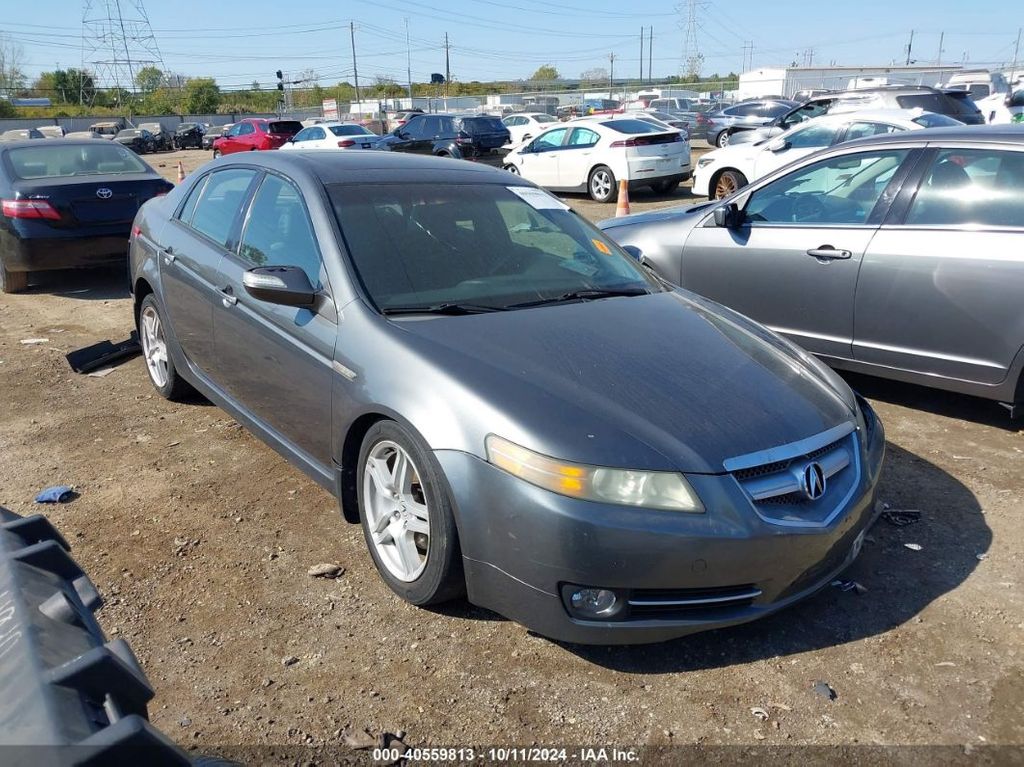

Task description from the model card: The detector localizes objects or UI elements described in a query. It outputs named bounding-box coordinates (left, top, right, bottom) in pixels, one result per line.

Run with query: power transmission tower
left=741, top=41, right=753, bottom=71
left=81, top=0, right=165, bottom=105
left=681, top=0, right=703, bottom=81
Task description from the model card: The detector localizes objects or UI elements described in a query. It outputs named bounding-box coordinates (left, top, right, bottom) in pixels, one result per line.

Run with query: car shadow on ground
left=552, top=442, right=989, bottom=672
left=22, top=266, right=130, bottom=301
left=841, top=372, right=1019, bottom=430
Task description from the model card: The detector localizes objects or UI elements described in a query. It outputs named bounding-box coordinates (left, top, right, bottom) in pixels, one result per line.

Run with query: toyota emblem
left=96, top=188, right=113, bottom=199
left=801, top=462, right=826, bottom=501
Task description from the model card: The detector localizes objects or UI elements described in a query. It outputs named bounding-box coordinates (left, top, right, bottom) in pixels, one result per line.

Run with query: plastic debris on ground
left=812, top=680, right=837, bottom=701
left=882, top=508, right=922, bottom=526
left=750, top=706, right=769, bottom=721
left=904, top=543, right=923, bottom=551
left=65, top=333, right=141, bottom=374
left=34, top=485, right=77, bottom=504
left=20, top=338, right=49, bottom=345
left=830, top=579, right=868, bottom=595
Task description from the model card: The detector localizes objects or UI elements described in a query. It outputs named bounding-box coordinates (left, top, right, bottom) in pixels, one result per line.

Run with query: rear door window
left=844, top=122, right=902, bottom=141
left=237, top=123, right=255, bottom=136
left=188, top=168, right=258, bottom=248
left=725, top=103, right=760, bottom=116
left=905, top=149, right=1024, bottom=228
left=568, top=128, right=600, bottom=147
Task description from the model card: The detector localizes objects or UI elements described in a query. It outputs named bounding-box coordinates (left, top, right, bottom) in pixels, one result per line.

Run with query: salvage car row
left=1, top=113, right=1022, bottom=643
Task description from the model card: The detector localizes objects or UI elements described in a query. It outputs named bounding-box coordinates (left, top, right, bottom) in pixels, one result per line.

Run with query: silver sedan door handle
left=218, top=287, right=238, bottom=307
left=161, top=246, right=175, bottom=265
left=806, top=246, right=852, bottom=261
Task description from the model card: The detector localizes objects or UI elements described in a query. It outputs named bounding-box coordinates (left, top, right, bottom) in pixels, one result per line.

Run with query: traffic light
left=276, top=70, right=284, bottom=91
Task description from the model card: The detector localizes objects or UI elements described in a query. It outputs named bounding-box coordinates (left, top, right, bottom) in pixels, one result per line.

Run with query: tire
left=588, top=165, right=616, bottom=203
left=650, top=179, right=679, bottom=195
left=715, top=130, right=731, bottom=148
left=504, top=164, right=519, bottom=175
left=713, top=169, right=748, bottom=200
left=357, top=420, right=464, bottom=606
left=137, top=294, right=193, bottom=400
left=212, top=149, right=221, bottom=158
left=0, top=261, right=28, bottom=293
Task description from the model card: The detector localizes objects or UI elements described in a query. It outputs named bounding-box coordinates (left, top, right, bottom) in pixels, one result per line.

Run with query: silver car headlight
left=486, top=435, right=704, bottom=512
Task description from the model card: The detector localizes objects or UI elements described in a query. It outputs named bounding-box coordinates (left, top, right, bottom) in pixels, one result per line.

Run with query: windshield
left=329, top=125, right=373, bottom=136
left=329, top=183, right=658, bottom=312
left=8, top=143, right=148, bottom=178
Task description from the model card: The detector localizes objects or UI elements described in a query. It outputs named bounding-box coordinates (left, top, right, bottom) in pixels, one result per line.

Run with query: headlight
left=485, top=435, right=704, bottom=512
left=697, top=157, right=715, bottom=168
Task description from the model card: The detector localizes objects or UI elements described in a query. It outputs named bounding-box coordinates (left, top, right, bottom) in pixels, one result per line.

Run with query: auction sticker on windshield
left=506, top=186, right=571, bottom=211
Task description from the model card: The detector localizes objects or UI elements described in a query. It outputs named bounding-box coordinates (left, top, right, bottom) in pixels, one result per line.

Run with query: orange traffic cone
left=615, top=179, right=630, bottom=217
left=176, top=162, right=185, bottom=183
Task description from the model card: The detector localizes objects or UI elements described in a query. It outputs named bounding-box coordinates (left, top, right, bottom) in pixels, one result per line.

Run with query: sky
left=2, top=0, right=1022, bottom=91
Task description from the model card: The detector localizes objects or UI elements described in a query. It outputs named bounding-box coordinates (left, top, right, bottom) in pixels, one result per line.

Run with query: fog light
left=569, top=588, right=618, bottom=618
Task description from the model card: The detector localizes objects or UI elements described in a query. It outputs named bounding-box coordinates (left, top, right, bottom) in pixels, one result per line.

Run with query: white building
left=737, top=65, right=965, bottom=100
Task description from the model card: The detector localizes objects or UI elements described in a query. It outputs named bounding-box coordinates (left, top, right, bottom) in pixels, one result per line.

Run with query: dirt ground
left=1, top=146, right=1022, bottom=761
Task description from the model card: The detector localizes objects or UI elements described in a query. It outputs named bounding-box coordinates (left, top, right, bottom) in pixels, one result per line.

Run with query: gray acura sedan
left=129, top=151, right=884, bottom=644
left=602, top=126, right=1024, bottom=417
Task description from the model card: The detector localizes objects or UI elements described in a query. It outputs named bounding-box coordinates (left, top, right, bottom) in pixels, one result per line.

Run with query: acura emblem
left=801, top=462, right=826, bottom=501
left=96, top=188, right=113, bottom=199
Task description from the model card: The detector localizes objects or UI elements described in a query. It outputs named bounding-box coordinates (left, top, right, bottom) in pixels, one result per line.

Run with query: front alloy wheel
left=357, top=421, right=464, bottom=605
left=362, top=440, right=431, bottom=582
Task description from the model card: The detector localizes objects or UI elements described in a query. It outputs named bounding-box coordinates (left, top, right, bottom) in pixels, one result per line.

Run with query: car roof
left=208, top=149, right=533, bottom=187
left=798, top=108, right=936, bottom=126
left=0, top=138, right=132, bottom=151
left=833, top=124, right=1024, bottom=149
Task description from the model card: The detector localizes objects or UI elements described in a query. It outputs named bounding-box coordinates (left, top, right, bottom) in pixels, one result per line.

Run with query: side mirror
left=712, top=203, right=744, bottom=228
left=242, top=266, right=317, bottom=308
left=767, top=137, right=789, bottom=152
left=621, top=245, right=643, bottom=262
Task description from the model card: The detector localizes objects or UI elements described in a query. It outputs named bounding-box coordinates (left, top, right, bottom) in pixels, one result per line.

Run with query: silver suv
left=729, top=86, right=984, bottom=145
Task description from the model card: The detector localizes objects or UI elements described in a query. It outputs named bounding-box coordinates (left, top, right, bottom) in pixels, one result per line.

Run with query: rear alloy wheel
left=588, top=165, right=616, bottom=203
left=0, top=262, right=28, bottom=293
left=212, top=149, right=221, bottom=158
left=138, top=295, right=193, bottom=400
left=358, top=421, right=464, bottom=605
left=715, top=130, right=731, bottom=148
left=713, top=169, right=748, bottom=200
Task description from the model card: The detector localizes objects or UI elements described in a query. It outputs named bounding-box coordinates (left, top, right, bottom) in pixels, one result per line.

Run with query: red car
left=211, top=118, right=303, bottom=156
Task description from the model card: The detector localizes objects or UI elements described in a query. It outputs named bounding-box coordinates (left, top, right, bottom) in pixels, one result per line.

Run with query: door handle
left=806, top=246, right=852, bottom=261
left=218, top=287, right=238, bottom=307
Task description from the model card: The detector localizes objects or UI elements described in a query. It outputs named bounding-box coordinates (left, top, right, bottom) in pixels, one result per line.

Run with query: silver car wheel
left=140, top=305, right=169, bottom=388
left=362, top=440, right=430, bottom=583
left=591, top=169, right=612, bottom=200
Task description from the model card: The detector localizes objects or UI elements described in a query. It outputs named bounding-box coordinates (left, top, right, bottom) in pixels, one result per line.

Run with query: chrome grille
left=725, top=423, right=861, bottom=527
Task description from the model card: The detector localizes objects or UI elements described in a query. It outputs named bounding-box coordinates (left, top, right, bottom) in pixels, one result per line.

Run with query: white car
left=503, top=116, right=691, bottom=202
left=501, top=112, right=559, bottom=145
left=693, top=109, right=962, bottom=199
left=280, top=122, right=381, bottom=151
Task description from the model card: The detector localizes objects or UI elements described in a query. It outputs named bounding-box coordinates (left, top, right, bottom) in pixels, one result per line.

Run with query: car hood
left=599, top=202, right=713, bottom=230
left=394, top=291, right=855, bottom=474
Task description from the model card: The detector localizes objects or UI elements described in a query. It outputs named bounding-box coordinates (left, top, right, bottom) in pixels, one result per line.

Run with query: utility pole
left=350, top=22, right=360, bottom=107
left=1012, top=28, right=1022, bottom=83
left=742, top=41, right=753, bottom=72
left=905, top=29, right=914, bottom=66
left=648, top=26, right=653, bottom=84
left=609, top=52, right=615, bottom=100
left=640, top=27, right=644, bottom=84
left=937, top=31, right=944, bottom=67
left=444, top=33, right=450, bottom=100
left=405, top=18, right=413, bottom=104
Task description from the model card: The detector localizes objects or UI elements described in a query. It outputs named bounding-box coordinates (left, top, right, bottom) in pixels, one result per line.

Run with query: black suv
left=174, top=122, right=205, bottom=149
left=377, top=114, right=510, bottom=165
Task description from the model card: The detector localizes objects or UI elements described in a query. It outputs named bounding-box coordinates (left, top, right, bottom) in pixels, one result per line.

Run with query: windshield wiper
left=506, top=287, right=650, bottom=309
left=381, top=302, right=506, bottom=316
